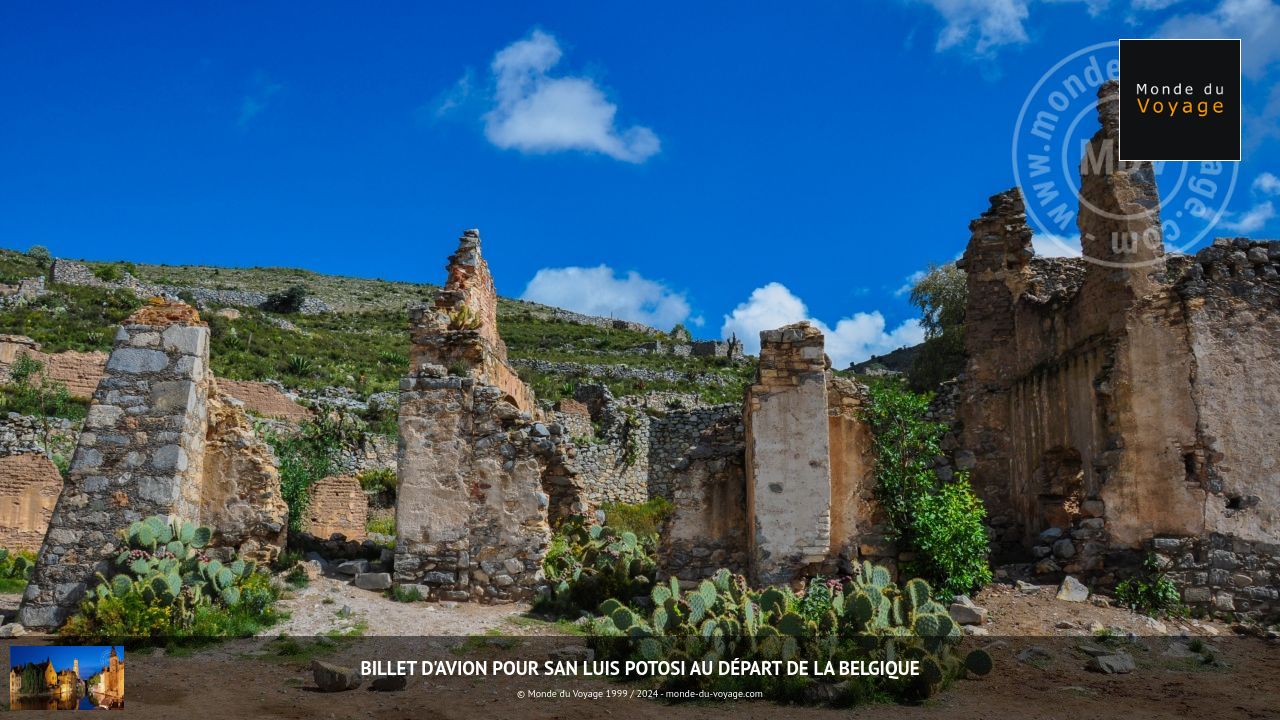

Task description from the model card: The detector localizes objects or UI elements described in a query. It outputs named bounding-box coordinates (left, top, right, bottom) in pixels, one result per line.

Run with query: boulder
left=1056, top=575, right=1089, bottom=602
left=336, top=559, right=370, bottom=576
left=312, top=660, right=362, bottom=691
left=1088, top=652, right=1135, bottom=674
left=948, top=595, right=988, bottom=626
left=354, top=572, right=392, bottom=591
left=0, top=623, right=26, bottom=638
left=370, top=675, right=409, bottom=692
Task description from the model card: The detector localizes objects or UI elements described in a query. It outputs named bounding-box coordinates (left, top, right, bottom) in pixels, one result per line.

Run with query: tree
left=5, top=354, right=77, bottom=453
left=906, top=262, right=968, bottom=391
left=262, top=284, right=308, bottom=314
left=26, top=245, right=51, bottom=268
left=668, top=324, right=692, bottom=342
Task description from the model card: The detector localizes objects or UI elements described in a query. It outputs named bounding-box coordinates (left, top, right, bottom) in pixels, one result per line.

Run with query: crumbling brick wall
left=409, top=230, right=536, bottom=413
left=0, top=454, right=62, bottom=552
left=957, top=82, right=1280, bottom=618
left=0, top=337, right=107, bottom=400
left=304, top=475, right=368, bottom=541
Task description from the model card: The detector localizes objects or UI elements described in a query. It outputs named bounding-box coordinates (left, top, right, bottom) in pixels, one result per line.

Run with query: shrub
left=366, top=515, right=395, bottom=537
left=390, top=585, right=423, bottom=603
left=263, top=285, right=308, bottom=314
left=357, top=468, right=397, bottom=495
left=60, top=516, right=282, bottom=640
left=599, top=497, right=673, bottom=539
left=0, top=549, right=35, bottom=593
left=861, top=380, right=991, bottom=599
left=1115, top=554, right=1185, bottom=617
left=260, top=412, right=366, bottom=532
left=92, top=264, right=122, bottom=282
left=26, top=245, right=51, bottom=268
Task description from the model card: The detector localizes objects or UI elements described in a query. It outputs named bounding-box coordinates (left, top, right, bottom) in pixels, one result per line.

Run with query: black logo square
left=1119, top=39, right=1241, bottom=161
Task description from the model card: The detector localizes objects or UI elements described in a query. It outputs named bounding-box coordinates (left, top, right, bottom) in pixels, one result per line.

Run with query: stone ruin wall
left=19, top=301, right=288, bottom=629
left=659, top=413, right=748, bottom=581
left=304, top=475, right=368, bottom=541
left=394, top=231, right=585, bottom=602
left=957, top=82, right=1280, bottom=619
left=553, top=385, right=651, bottom=506
left=409, top=229, right=536, bottom=414
left=0, top=335, right=107, bottom=400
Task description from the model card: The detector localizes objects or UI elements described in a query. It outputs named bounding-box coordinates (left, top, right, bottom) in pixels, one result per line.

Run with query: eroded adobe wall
left=200, top=389, right=289, bottom=562
left=0, top=454, right=62, bottom=553
left=827, top=376, right=888, bottom=572
left=744, top=322, right=833, bottom=584
left=303, top=475, right=368, bottom=542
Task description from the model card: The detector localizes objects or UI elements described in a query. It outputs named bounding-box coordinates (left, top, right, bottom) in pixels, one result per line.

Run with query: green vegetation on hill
left=0, top=284, right=143, bottom=352
left=0, top=247, right=753, bottom=405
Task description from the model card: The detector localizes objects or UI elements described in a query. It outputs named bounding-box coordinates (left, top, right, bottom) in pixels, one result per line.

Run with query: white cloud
left=1032, top=232, right=1083, bottom=257
left=1221, top=201, right=1275, bottom=233
left=1131, top=0, right=1184, bottom=9
left=915, top=0, right=1031, bottom=55
left=720, top=282, right=925, bottom=368
left=894, top=270, right=928, bottom=297
left=1157, top=0, right=1280, bottom=78
left=238, top=73, right=282, bottom=129
left=1253, top=172, right=1280, bottom=195
left=477, top=30, right=659, bottom=162
left=520, top=265, right=689, bottom=329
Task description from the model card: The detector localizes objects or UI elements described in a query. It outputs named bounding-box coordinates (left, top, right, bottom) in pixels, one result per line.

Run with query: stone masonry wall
left=744, top=322, right=833, bottom=584
left=658, top=413, right=748, bottom=581
left=394, top=368, right=572, bottom=602
left=19, top=302, right=212, bottom=628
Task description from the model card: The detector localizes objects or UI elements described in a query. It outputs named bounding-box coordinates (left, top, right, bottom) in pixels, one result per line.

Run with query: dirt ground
left=3, top=580, right=1277, bottom=719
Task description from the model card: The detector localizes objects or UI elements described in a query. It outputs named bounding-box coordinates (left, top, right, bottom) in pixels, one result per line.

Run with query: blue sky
left=1, top=2, right=1276, bottom=365
left=10, top=645, right=123, bottom=678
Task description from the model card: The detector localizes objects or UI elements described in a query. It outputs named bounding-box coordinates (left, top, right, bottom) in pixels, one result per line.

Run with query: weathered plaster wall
left=744, top=322, right=832, bottom=585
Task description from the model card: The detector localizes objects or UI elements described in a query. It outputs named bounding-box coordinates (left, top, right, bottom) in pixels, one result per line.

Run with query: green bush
left=0, top=354, right=88, bottom=421
left=1115, top=554, right=1185, bottom=617
left=26, top=245, right=51, bottom=268
left=366, top=515, right=395, bottom=537
left=261, top=412, right=367, bottom=532
left=589, top=562, right=992, bottom=705
left=357, top=468, right=397, bottom=495
left=599, top=497, right=673, bottom=539
left=861, top=381, right=991, bottom=599
left=262, top=285, right=308, bottom=314
left=0, top=549, right=35, bottom=593
left=60, top=516, right=283, bottom=640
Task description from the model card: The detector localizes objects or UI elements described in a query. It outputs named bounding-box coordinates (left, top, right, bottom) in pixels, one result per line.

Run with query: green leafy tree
left=262, top=285, right=308, bottom=314
left=26, top=245, right=52, bottom=268
left=3, top=354, right=83, bottom=455
left=907, top=262, right=967, bottom=391
left=861, top=380, right=991, bottom=598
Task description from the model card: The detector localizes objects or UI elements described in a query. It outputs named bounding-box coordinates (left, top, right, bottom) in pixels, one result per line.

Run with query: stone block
left=106, top=348, right=168, bottom=374
left=162, top=325, right=208, bottom=356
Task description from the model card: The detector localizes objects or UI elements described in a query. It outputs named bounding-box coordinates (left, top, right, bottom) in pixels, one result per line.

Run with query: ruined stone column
left=744, top=322, right=832, bottom=584
left=19, top=302, right=210, bottom=628
left=956, top=188, right=1033, bottom=546
left=1078, top=80, right=1167, bottom=304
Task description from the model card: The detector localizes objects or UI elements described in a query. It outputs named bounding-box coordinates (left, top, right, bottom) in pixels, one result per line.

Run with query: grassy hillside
left=0, top=247, right=754, bottom=405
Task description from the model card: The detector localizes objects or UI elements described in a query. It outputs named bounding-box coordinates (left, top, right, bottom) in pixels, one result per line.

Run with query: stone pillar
left=744, top=322, right=832, bottom=585
left=1078, top=80, right=1166, bottom=303
left=956, top=188, right=1033, bottom=548
left=19, top=302, right=210, bottom=629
